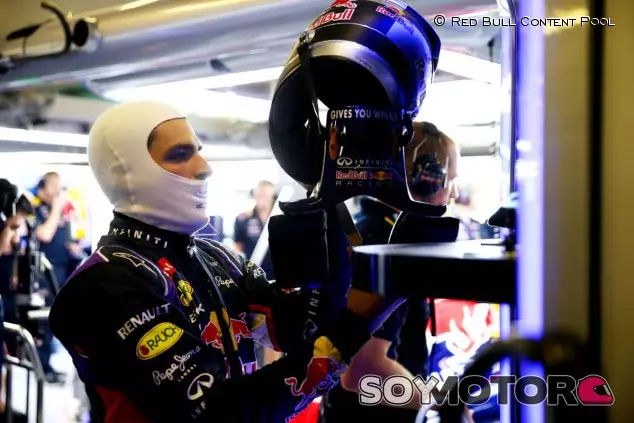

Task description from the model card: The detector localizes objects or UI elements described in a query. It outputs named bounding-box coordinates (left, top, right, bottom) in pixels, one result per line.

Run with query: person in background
left=234, top=180, right=281, bottom=367
left=352, top=121, right=460, bottom=248
left=32, top=172, right=83, bottom=288
left=31, top=172, right=79, bottom=383
left=453, top=188, right=498, bottom=240
left=321, top=121, right=470, bottom=423
left=233, top=180, right=277, bottom=279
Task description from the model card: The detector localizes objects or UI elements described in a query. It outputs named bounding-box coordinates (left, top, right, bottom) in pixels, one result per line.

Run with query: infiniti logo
left=337, top=157, right=353, bottom=166
left=187, top=373, right=214, bottom=400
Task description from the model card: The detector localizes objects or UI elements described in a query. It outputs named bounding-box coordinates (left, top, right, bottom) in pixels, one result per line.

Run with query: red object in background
left=428, top=299, right=498, bottom=357
left=289, top=400, right=320, bottom=423
left=62, top=200, right=76, bottom=220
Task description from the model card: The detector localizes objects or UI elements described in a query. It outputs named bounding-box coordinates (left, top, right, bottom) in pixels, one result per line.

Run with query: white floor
left=7, top=347, right=81, bottom=423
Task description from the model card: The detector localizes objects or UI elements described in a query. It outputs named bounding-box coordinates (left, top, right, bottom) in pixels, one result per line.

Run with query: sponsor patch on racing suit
left=49, top=213, right=352, bottom=423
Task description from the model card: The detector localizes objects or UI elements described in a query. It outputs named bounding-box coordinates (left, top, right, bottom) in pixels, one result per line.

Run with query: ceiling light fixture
left=106, top=78, right=501, bottom=125
left=102, top=49, right=500, bottom=101
left=154, top=67, right=285, bottom=91
left=438, top=50, right=500, bottom=85
left=0, top=152, right=89, bottom=165
left=0, top=127, right=88, bottom=147
left=0, top=127, right=272, bottom=160
left=104, top=87, right=272, bottom=123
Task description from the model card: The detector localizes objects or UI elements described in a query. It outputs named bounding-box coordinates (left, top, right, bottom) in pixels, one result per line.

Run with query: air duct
left=0, top=0, right=500, bottom=92
left=0, top=0, right=329, bottom=91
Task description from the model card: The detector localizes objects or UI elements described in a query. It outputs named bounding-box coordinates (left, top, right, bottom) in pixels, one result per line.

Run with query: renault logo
left=187, top=373, right=214, bottom=400
left=337, top=157, right=353, bottom=166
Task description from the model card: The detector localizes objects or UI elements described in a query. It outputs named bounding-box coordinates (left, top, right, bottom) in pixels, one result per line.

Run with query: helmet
left=269, top=0, right=441, bottom=186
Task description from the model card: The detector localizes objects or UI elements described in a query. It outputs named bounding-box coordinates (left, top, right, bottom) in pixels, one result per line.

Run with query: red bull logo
left=285, top=336, right=344, bottom=411
left=308, top=8, right=355, bottom=30
left=375, top=5, right=415, bottom=34
left=201, top=310, right=252, bottom=353
left=230, top=312, right=252, bottom=343
left=376, top=5, right=403, bottom=18
left=336, top=170, right=367, bottom=180
left=285, top=357, right=337, bottom=411
left=201, top=318, right=223, bottom=350
left=370, top=170, right=392, bottom=181
left=330, top=0, right=357, bottom=8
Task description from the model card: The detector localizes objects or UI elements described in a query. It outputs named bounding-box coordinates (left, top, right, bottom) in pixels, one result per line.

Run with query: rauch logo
left=136, top=322, right=184, bottom=360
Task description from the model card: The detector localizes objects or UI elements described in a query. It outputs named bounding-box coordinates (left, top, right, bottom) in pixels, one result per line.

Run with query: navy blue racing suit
left=49, top=213, right=371, bottom=423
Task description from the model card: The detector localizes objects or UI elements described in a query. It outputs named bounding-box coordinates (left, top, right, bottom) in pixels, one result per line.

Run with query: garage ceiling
left=0, top=0, right=504, bottom=162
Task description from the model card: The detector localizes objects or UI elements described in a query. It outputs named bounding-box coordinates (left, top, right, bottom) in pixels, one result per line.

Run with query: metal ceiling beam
left=0, top=0, right=500, bottom=91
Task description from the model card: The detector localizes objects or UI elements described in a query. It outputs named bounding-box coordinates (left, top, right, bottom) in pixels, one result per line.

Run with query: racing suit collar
left=106, top=212, right=192, bottom=250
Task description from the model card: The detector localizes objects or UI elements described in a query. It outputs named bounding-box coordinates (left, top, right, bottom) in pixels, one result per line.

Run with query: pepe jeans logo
left=136, top=322, right=183, bottom=360
left=152, top=346, right=202, bottom=385
left=214, top=276, right=234, bottom=288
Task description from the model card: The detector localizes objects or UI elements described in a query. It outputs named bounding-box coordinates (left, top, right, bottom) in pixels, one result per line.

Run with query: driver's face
left=148, top=118, right=212, bottom=181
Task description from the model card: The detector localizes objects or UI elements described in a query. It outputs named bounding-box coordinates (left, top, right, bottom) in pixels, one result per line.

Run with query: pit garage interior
left=0, top=0, right=632, bottom=422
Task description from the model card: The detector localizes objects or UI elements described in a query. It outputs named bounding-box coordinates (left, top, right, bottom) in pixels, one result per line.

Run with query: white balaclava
left=88, top=101, right=209, bottom=235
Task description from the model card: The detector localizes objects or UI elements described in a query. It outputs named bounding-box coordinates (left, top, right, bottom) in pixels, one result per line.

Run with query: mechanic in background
left=321, top=122, right=471, bottom=423
left=32, top=172, right=84, bottom=288
left=32, top=172, right=81, bottom=383
left=234, top=180, right=282, bottom=367
left=233, top=180, right=277, bottom=279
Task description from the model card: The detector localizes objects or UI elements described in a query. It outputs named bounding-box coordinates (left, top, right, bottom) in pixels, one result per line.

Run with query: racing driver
left=49, top=101, right=404, bottom=423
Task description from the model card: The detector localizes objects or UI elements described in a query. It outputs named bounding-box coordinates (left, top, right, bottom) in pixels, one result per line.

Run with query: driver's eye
left=165, top=145, right=196, bottom=162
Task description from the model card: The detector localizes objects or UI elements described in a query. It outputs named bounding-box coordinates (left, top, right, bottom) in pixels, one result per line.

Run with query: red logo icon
left=577, top=375, right=615, bottom=406
left=377, top=5, right=401, bottom=17
left=158, top=258, right=176, bottom=280
left=229, top=312, right=252, bottom=343
left=201, top=318, right=223, bottom=350
left=330, top=0, right=357, bottom=8
left=370, top=170, right=392, bottom=181
left=201, top=310, right=252, bottom=353
left=336, top=170, right=367, bottom=180
left=285, top=357, right=337, bottom=411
